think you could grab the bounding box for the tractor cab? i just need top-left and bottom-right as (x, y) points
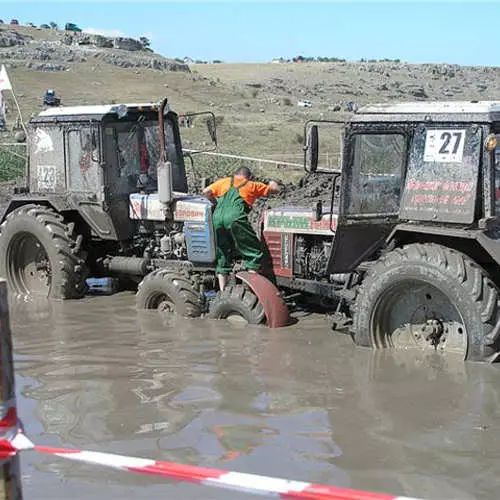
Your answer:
(24, 102), (216, 241)
(302, 101), (500, 274)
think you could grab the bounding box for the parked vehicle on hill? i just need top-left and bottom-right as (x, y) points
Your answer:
(65, 23), (82, 33)
(42, 89), (61, 106)
(10, 19), (19, 25)
(297, 100), (312, 108)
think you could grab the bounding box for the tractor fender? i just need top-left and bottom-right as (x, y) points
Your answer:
(236, 271), (289, 328)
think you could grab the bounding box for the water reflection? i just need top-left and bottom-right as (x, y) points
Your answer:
(10, 294), (500, 499)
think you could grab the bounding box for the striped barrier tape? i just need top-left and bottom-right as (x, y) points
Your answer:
(0, 432), (422, 500)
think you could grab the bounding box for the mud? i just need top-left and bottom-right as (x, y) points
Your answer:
(250, 172), (336, 231)
(10, 292), (500, 499)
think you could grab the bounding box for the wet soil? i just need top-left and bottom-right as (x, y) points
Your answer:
(250, 172), (336, 231)
(11, 292), (500, 499)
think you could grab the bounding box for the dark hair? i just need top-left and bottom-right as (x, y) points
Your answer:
(234, 166), (252, 179)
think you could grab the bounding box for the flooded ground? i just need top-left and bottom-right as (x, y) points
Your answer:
(9, 292), (500, 500)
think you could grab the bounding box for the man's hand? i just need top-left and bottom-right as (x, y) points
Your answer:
(267, 180), (280, 193)
(202, 187), (214, 201)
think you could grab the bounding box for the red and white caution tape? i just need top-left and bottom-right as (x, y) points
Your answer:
(0, 433), (422, 500)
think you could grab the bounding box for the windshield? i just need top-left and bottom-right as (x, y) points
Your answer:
(347, 133), (405, 215)
(104, 115), (188, 195)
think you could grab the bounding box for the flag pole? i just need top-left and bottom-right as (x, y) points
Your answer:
(10, 92), (26, 135)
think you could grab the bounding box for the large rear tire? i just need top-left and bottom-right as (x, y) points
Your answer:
(209, 285), (265, 325)
(136, 270), (202, 318)
(0, 204), (88, 299)
(352, 243), (500, 362)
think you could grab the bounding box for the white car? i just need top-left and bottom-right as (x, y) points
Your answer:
(297, 100), (312, 108)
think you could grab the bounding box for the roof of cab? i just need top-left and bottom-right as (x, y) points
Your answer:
(31, 103), (164, 123)
(353, 100), (500, 123)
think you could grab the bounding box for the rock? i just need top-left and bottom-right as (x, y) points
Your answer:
(77, 34), (92, 46)
(113, 37), (143, 51)
(91, 35), (113, 48)
(62, 34), (73, 45)
(31, 63), (67, 71)
(0, 31), (27, 48)
(14, 131), (26, 143)
(406, 86), (428, 98)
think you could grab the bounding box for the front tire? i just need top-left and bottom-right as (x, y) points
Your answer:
(136, 270), (202, 318)
(209, 285), (265, 325)
(0, 204), (88, 299)
(353, 243), (500, 362)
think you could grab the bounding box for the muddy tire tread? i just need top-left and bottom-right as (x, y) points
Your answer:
(352, 243), (500, 362)
(0, 204), (88, 299)
(208, 284), (265, 324)
(136, 270), (202, 318)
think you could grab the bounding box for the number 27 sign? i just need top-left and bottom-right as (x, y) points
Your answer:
(423, 129), (466, 163)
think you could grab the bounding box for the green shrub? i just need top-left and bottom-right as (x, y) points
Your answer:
(0, 146), (26, 181)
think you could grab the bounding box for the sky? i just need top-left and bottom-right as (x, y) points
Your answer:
(1, 1), (499, 66)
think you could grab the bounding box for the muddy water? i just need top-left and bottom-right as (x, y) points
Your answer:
(10, 292), (500, 500)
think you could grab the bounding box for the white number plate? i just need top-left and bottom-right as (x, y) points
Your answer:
(423, 129), (466, 163)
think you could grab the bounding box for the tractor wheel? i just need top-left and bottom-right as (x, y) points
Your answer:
(208, 285), (265, 325)
(352, 243), (500, 362)
(136, 270), (202, 318)
(0, 204), (88, 299)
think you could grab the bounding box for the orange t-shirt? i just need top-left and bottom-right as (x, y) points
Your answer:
(208, 176), (270, 207)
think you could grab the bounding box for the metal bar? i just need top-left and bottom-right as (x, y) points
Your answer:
(0, 280), (22, 499)
(183, 149), (304, 168)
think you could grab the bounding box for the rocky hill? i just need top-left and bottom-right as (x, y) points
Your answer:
(0, 25), (189, 72)
(1, 24), (500, 174)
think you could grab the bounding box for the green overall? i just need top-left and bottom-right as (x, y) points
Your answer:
(212, 177), (263, 275)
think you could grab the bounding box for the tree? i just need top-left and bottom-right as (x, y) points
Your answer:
(49, 21), (58, 29)
(139, 36), (150, 49)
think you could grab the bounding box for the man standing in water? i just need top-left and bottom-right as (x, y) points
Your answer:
(202, 167), (280, 291)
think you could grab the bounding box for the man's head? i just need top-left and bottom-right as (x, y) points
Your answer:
(234, 166), (253, 179)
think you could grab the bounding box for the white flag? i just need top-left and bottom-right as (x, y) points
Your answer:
(0, 65), (12, 91)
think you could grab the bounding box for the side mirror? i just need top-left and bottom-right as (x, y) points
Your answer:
(179, 111), (217, 154)
(206, 115), (217, 145)
(313, 200), (322, 221)
(305, 125), (319, 173)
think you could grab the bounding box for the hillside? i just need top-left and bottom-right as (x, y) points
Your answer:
(1, 24), (500, 175)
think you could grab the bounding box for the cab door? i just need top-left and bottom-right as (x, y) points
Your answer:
(327, 125), (408, 273)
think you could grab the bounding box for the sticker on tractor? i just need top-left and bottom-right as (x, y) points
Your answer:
(423, 129), (466, 163)
(174, 201), (206, 222)
(264, 211), (335, 235)
(37, 165), (56, 191)
(34, 128), (54, 154)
